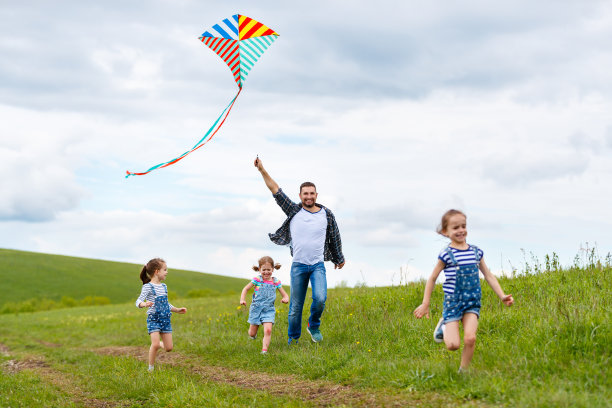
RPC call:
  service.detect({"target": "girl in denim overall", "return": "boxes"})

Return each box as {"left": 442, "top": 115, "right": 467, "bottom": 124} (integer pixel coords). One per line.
{"left": 136, "top": 258, "right": 187, "bottom": 371}
{"left": 240, "top": 256, "right": 289, "bottom": 354}
{"left": 414, "top": 210, "right": 514, "bottom": 371}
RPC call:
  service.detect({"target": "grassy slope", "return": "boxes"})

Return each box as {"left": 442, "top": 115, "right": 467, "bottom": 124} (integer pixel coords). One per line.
{"left": 0, "top": 263, "right": 610, "bottom": 407}
{"left": 0, "top": 248, "right": 245, "bottom": 304}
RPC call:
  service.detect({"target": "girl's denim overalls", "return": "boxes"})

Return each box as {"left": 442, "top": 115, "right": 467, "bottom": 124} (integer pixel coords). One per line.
{"left": 442, "top": 246, "right": 482, "bottom": 323}
{"left": 146, "top": 283, "right": 172, "bottom": 333}
{"left": 248, "top": 277, "right": 278, "bottom": 325}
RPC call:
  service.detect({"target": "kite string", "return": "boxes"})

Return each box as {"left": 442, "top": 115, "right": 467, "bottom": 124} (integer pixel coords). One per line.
{"left": 125, "top": 87, "right": 242, "bottom": 178}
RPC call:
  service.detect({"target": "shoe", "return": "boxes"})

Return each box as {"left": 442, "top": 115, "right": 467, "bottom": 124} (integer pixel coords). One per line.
{"left": 287, "top": 338, "right": 299, "bottom": 345}
{"left": 248, "top": 335, "right": 256, "bottom": 340}
{"left": 433, "top": 318, "right": 444, "bottom": 343}
{"left": 307, "top": 325, "right": 323, "bottom": 343}
{"left": 261, "top": 350, "right": 267, "bottom": 355}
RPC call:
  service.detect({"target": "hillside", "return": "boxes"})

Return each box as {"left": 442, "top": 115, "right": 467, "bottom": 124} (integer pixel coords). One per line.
{"left": 0, "top": 248, "right": 245, "bottom": 305}
{"left": 0, "top": 258, "right": 610, "bottom": 406}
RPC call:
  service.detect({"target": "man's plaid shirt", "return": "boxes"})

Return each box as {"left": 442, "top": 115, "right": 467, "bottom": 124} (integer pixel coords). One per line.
{"left": 268, "top": 188, "right": 345, "bottom": 265}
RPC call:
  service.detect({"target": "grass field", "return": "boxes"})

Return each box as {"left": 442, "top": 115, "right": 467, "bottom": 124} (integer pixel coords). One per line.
{"left": 1, "top": 252, "right": 610, "bottom": 407}
{"left": 0, "top": 248, "right": 245, "bottom": 307}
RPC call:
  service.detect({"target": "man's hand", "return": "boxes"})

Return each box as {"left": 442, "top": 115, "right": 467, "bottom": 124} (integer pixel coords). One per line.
{"left": 254, "top": 156, "right": 279, "bottom": 194}
{"left": 334, "top": 262, "right": 345, "bottom": 269}
{"left": 254, "top": 157, "right": 263, "bottom": 171}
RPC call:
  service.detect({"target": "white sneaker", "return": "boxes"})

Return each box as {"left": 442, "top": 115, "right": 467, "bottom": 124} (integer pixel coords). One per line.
{"left": 433, "top": 318, "right": 445, "bottom": 343}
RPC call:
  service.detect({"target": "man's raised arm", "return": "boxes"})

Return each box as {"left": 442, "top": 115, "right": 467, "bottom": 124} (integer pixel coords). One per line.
{"left": 254, "top": 157, "right": 279, "bottom": 195}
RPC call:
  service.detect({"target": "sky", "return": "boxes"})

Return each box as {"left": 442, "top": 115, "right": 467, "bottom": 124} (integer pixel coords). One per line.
{"left": 1, "top": 0, "right": 612, "bottom": 288}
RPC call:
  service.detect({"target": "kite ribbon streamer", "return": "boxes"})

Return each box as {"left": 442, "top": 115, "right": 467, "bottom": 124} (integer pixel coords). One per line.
{"left": 125, "top": 87, "right": 242, "bottom": 178}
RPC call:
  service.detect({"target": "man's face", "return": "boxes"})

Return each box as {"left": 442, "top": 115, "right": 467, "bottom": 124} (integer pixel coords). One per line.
{"left": 299, "top": 186, "right": 317, "bottom": 209}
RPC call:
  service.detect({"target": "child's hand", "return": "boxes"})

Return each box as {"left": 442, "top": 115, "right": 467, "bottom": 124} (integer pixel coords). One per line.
{"left": 240, "top": 300, "right": 246, "bottom": 306}
{"left": 413, "top": 303, "right": 430, "bottom": 319}
{"left": 176, "top": 307, "right": 187, "bottom": 314}
{"left": 142, "top": 301, "right": 153, "bottom": 308}
{"left": 281, "top": 296, "right": 289, "bottom": 304}
{"left": 501, "top": 294, "right": 514, "bottom": 306}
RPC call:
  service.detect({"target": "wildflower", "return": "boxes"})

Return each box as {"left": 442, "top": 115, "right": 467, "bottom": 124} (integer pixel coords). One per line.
{"left": 236, "top": 306, "right": 241, "bottom": 310}
{"left": 368, "top": 349, "right": 372, "bottom": 352}
{"left": 356, "top": 341, "right": 360, "bottom": 345}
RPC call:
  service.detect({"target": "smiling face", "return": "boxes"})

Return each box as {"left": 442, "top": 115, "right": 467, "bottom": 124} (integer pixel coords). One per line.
{"left": 155, "top": 263, "right": 168, "bottom": 282}
{"left": 443, "top": 213, "right": 468, "bottom": 247}
{"left": 259, "top": 262, "right": 274, "bottom": 281}
{"left": 299, "top": 186, "right": 318, "bottom": 209}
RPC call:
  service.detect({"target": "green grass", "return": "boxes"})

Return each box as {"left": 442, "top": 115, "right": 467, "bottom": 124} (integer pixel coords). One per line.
{"left": 1, "top": 258, "right": 610, "bottom": 407}
{"left": 0, "top": 248, "right": 245, "bottom": 306}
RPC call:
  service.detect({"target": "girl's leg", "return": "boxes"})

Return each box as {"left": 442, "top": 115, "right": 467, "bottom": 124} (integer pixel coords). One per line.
{"left": 443, "top": 320, "right": 461, "bottom": 351}
{"left": 460, "top": 313, "right": 479, "bottom": 369}
{"left": 160, "top": 332, "right": 173, "bottom": 352}
{"left": 248, "top": 324, "right": 259, "bottom": 338}
{"left": 149, "top": 332, "right": 162, "bottom": 366}
{"left": 262, "top": 322, "right": 273, "bottom": 351}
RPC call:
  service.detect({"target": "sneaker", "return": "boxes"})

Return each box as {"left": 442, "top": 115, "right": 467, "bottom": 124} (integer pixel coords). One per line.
{"left": 261, "top": 350, "right": 268, "bottom": 355}
{"left": 287, "top": 338, "right": 299, "bottom": 345}
{"left": 307, "top": 325, "right": 323, "bottom": 343}
{"left": 433, "top": 318, "right": 444, "bottom": 343}
{"left": 248, "top": 335, "right": 257, "bottom": 340}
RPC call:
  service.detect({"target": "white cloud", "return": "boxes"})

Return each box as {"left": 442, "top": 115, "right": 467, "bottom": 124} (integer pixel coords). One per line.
{"left": 1, "top": 0, "right": 612, "bottom": 287}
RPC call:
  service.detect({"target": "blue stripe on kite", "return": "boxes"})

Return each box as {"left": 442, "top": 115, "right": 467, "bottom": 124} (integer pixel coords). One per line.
{"left": 212, "top": 24, "right": 232, "bottom": 39}
{"left": 241, "top": 56, "right": 255, "bottom": 70}
{"left": 245, "top": 40, "right": 264, "bottom": 55}
{"left": 223, "top": 18, "right": 239, "bottom": 36}
{"left": 240, "top": 48, "right": 258, "bottom": 64}
{"left": 218, "top": 40, "right": 233, "bottom": 56}
{"left": 243, "top": 42, "right": 263, "bottom": 57}
{"left": 200, "top": 31, "right": 214, "bottom": 38}
{"left": 255, "top": 36, "right": 273, "bottom": 48}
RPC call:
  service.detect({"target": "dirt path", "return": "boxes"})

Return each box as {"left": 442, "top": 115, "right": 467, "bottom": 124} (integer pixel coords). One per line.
{"left": 97, "top": 346, "right": 485, "bottom": 407}
{"left": 1, "top": 342, "right": 129, "bottom": 408}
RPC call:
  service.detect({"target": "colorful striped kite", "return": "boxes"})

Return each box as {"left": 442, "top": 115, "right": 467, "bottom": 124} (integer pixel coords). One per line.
{"left": 126, "top": 14, "right": 278, "bottom": 178}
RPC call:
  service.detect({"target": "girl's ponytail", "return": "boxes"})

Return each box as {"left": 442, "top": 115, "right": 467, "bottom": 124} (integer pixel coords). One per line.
{"left": 253, "top": 256, "right": 281, "bottom": 271}
{"left": 140, "top": 258, "right": 166, "bottom": 284}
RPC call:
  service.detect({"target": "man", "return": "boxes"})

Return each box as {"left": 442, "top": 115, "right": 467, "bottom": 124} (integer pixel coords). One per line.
{"left": 254, "top": 157, "right": 345, "bottom": 344}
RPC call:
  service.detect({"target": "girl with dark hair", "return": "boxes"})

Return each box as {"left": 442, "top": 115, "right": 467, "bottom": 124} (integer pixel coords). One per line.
{"left": 136, "top": 258, "right": 187, "bottom": 371}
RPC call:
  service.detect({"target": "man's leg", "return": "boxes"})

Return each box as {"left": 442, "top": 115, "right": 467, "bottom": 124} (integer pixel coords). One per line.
{"left": 308, "top": 262, "right": 327, "bottom": 330}
{"left": 288, "top": 262, "right": 310, "bottom": 340}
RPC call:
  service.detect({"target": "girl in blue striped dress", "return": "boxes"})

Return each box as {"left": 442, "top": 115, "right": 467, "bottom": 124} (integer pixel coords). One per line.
{"left": 413, "top": 210, "right": 514, "bottom": 371}
{"left": 136, "top": 258, "right": 187, "bottom": 371}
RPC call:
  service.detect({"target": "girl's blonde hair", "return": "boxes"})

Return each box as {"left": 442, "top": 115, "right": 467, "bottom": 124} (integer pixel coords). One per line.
{"left": 140, "top": 258, "right": 166, "bottom": 284}
{"left": 436, "top": 209, "right": 466, "bottom": 236}
{"left": 252, "top": 256, "right": 281, "bottom": 272}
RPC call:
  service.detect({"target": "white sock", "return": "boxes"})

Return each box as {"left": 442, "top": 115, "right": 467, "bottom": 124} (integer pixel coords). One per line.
{"left": 148, "top": 365, "right": 154, "bottom": 372}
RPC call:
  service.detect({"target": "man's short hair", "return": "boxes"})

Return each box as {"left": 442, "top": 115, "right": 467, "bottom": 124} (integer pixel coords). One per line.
{"left": 299, "top": 181, "right": 316, "bottom": 193}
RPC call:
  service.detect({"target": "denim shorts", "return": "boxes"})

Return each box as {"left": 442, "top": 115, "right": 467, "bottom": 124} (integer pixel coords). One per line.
{"left": 248, "top": 304, "right": 276, "bottom": 325}
{"left": 442, "top": 294, "right": 481, "bottom": 323}
{"left": 147, "top": 315, "right": 172, "bottom": 333}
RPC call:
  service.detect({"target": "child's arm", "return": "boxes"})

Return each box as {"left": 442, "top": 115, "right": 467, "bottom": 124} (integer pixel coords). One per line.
{"left": 413, "top": 259, "right": 446, "bottom": 319}
{"left": 240, "top": 282, "right": 254, "bottom": 305}
{"left": 278, "top": 287, "right": 289, "bottom": 304}
{"left": 479, "top": 257, "right": 514, "bottom": 306}
{"left": 135, "top": 285, "right": 153, "bottom": 308}
{"left": 171, "top": 306, "right": 187, "bottom": 314}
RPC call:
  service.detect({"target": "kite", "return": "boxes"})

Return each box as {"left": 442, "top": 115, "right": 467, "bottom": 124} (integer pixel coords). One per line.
{"left": 126, "top": 14, "right": 279, "bottom": 177}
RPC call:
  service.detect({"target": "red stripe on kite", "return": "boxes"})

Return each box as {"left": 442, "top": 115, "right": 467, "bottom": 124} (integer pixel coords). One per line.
{"left": 242, "top": 22, "right": 263, "bottom": 40}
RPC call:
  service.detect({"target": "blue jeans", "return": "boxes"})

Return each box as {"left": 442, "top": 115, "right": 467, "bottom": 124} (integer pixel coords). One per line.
{"left": 288, "top": 262, "right": 327, "bottom": 339}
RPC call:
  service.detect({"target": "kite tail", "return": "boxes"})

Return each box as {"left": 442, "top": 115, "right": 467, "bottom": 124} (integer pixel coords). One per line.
{"left": 125, "top": 87, "right": 242, "bottom": 178}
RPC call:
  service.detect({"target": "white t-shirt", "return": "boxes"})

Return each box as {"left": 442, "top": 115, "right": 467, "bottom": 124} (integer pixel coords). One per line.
{"left": 289, "top": 207, "right": 327, "bottom": 265}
